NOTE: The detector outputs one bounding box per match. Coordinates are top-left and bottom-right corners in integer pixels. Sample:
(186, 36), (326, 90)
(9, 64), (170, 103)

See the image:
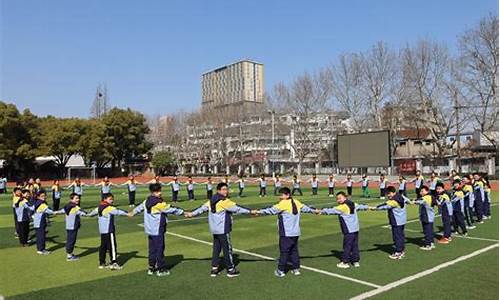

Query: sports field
(0, 184), (498, 300)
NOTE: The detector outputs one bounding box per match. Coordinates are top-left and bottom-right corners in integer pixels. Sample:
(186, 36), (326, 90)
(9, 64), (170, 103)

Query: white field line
(350, 243), (499, 300)
(399, 228), (499, 242)
(165, 230), (381, 288)
(381, 203), (498, 228)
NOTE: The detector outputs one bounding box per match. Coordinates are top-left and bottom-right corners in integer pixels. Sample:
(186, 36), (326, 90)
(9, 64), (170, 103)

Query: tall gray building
(201, 60), (264, 110)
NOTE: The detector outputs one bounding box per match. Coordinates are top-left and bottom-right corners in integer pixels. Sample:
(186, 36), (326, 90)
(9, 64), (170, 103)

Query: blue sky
(1, 0), (497, 117)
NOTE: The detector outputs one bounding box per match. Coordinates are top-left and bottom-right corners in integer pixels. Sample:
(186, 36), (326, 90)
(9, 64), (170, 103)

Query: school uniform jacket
(473, 181), (485, 203)
(415, 195), (435, 223)
(132, 196), (184, 236)
(32, 199), (55, 228)
(462, 184), (474, 208)
(258, 199), (314, 237)
(437, 193), (453, 217)
(191, 194), (250, 235)
(14, 197), (32, 222)
(320, 200), (369, 234)
(56, 203), (88, 230)
(451, 189), (465, 213)
(375, 193), (408, 226)
(88, 203), (128, 234)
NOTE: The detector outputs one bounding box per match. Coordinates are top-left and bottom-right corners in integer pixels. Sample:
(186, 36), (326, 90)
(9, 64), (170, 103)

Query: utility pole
(268, 110), (276, 177)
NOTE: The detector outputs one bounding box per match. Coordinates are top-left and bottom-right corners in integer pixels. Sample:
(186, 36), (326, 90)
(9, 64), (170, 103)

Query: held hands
(184, 212), (193, 218)
(127, 212), (134, 218)
(250, 210), (260, 216)
(314, 208), (322, 215)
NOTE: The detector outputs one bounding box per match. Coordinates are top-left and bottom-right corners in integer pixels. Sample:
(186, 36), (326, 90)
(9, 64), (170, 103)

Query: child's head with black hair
(453, 179), (461, 190)
(347, 174), (351, 179)
(13, 187), (22, 196)
(149, 183), (162, 197)
(420, 185), (429, 196)
(103, 193), (114, 204)
(36, 189), (47, 201)
(21, 189), (30, 198)
(69, 193), (80, 204)
(386, 186), (397, 198)
(279, 187), (292, 200)
(436, 182), (445, 194)
(216, 182), (229, 197)
(336, 191), (348, 204)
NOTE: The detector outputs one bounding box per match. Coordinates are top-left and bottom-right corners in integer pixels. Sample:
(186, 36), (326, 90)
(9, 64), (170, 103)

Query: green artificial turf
(0, 184), (497, 299)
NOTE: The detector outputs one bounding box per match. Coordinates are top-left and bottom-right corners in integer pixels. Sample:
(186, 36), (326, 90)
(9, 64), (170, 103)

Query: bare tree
(329, 53), (370, 131)
(90, 84), (110, 119)
(400, 39), (456, 162)
(458, 13), (499, 150)
(275, 70), (332, 174)
(360, 41), (397, 128)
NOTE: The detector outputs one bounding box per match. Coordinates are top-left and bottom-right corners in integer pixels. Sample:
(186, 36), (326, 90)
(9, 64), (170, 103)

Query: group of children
(8, 170), (494, 278)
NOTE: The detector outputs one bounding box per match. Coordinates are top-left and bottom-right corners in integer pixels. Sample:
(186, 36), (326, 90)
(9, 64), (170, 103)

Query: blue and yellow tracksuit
(415, 195), (436, 246)
(125, 180), (137, 205)
(12, 195), (20, 237)
(191, 193), (250, 270)
(258, 199), (315, 271)
(462, 184), (475, 226)
(437, 192), (453, 239)
(483, 181), (491, 217)
(132, 196), (184, 271)
(451, 189), (467, 234)
(14, 196), (32, 245)
(89, 203), (128, 265)
(55, 203), (88, 255)
(33, 199), (56, 251)
(375, 193), (408, 253)
(473, 181), (485, 221)
(320, 200), (369, 263)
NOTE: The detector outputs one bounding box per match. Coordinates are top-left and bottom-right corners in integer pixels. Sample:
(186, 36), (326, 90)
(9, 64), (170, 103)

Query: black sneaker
(147, 267), (155, 276)
(210, 267), (219, 277)
(226, 269), (240, 278)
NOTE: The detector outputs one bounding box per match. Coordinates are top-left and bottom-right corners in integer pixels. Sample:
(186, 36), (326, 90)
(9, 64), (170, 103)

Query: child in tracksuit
(32, 189), (60, 255)
(462, 176), (476, 229)
(55, 193), (88, 261)
(483, 177), (492, 219)
(88, 193), (129, 270)
(327, 175), (336, 197)
(413, 186), (436, 250)
(359, 174), (369, 198)
(187, 182), (251, 278)
(186, 176), (195, 201)
(436, 183), (453, 244)
(411, 170), (425, 198)
(258, 175), (267, 197)
(168, 176), (181, 203)
(379, 174), (388, 200)
(205, 177), (214, 200)
(131, 183), (184, 276)
(292, 175), (303, 196)
(310, 175), (319, 196)
(373, 186), (408, 260)
(344, 174), (353, 197)
(238, 176), (245, 197)
(274, 175), (283, 196)
(14, 189), (33, 246)
(319, 191), (369, 268)
(12, 187), (22, 238)
(254, 187), (316, 277)
(451, 180), (467, 236)
(472, 173), (485, 223)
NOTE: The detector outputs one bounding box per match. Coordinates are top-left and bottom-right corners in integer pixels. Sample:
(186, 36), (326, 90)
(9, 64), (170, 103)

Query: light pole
(268, 110), (276, 177)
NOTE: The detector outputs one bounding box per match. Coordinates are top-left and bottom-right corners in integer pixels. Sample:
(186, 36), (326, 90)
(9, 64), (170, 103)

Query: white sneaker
(466, 225), (476, 230)
(336, 262), (350, 269)
(109, 263), (123, 270)
(353, 262), (360, 268)
(430, 243), (436, 249)
(37, 250), (50, 255)
(291, 269), (301, 275)
(419, 245), (433, 251)
(274, 269), (286, 277)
